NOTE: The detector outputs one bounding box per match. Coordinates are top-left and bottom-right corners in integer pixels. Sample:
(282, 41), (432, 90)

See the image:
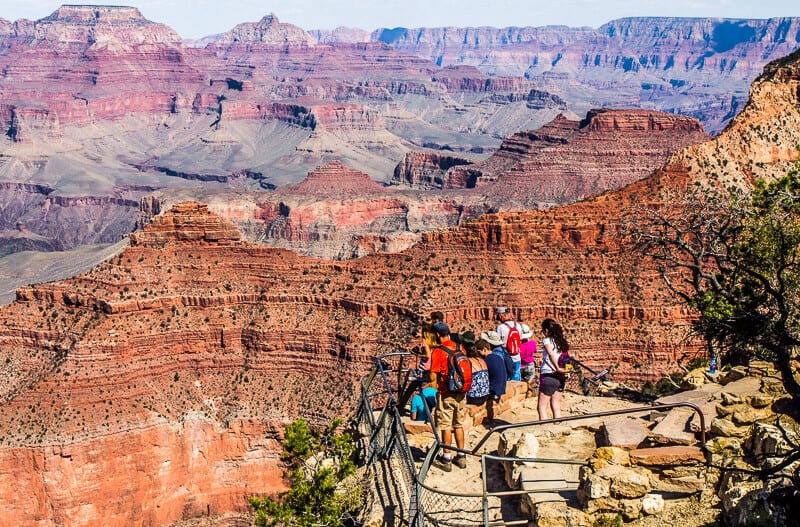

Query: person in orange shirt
(428, 321), (467, 471)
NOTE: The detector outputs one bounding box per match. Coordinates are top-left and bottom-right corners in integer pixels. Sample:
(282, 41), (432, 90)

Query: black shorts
(539, 373), (565, 396)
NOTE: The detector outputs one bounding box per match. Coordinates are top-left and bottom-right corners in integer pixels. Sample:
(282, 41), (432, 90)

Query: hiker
(538, 318), (570, 420)
(480, 330), (512, 399)
(463, 331), (490, 406)
(429, 321), (468, 471)
(480, 330), (512, 423)
(496, 307), (522, 381)
(519, 323), (537, 397)
(409, 380), (437, 422)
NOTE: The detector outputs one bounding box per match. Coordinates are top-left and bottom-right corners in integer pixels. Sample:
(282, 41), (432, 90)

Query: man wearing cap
(480, 330), (512, 400)
(428, 321), (467, 471)
(496, 307), (522, 381)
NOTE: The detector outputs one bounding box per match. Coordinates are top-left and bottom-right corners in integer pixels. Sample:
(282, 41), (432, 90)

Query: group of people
(409, 308), (572, 472)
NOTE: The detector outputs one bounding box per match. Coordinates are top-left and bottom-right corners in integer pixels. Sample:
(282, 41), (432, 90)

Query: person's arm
(543, 339), (564, 373)
(428, 346), (440, 384)
(410, 395), (420, 420)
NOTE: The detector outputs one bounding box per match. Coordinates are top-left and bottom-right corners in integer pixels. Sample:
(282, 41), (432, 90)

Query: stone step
(519, 465), (574, 494)
(629, 445), (706, 466)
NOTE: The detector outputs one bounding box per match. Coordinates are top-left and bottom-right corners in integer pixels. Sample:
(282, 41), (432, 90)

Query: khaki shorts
(435, 392), (466, 430)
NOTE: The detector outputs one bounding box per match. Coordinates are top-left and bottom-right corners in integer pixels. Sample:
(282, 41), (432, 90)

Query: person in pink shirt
(519, 323), (538, 397)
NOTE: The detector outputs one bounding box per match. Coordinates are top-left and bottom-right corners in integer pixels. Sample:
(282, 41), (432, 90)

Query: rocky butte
(394, 108), (710, 206)
(0, 6), (568, 261)
(0, 45), (799, 524)
(133, 109), (706, 262)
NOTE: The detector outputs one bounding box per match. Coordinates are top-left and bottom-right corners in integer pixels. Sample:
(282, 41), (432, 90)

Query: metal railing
(355, 352), (707, 527)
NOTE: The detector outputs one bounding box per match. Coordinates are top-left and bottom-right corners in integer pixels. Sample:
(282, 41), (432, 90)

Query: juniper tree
(622, 159), (800, 400)
(249, 418), (362, 527)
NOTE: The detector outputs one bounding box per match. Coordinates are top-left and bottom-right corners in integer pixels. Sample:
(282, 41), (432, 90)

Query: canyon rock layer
(133, 109), (705, 263)
(370, 17), (800, 133)
(1, 47), (800, 526)
(1, 6), (798, 265)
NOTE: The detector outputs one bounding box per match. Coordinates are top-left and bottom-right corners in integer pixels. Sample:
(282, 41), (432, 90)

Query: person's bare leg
(442, 429), (453, 455)
(551, 390), (563, 419)
(537, 391), (550, 420)
(455, 427), (464, 450)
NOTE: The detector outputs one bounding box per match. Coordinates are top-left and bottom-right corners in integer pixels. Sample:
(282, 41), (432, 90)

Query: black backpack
(438, 344), (472, 393)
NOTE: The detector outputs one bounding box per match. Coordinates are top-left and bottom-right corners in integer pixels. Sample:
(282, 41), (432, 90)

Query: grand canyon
(0, 4), (799, 527)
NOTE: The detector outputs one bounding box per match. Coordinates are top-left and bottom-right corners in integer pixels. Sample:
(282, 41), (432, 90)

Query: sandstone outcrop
(213, 14), (316, 47)
(0, 202), (410, 526)
(139, 162), (495, 260)
(392, 151), (475, 187)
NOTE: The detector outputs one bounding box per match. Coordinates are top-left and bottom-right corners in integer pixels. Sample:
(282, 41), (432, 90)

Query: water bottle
(709, 356), (717, 374)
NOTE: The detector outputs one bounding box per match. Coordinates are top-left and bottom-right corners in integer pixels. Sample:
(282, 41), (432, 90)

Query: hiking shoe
(453, 454), (467, 469)
(433, 456), (452, 472)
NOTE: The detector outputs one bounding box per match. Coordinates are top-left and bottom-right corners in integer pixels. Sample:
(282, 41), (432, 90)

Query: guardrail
(354, 352), (707, 527)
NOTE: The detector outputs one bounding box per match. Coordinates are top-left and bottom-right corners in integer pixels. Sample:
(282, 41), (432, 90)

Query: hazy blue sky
(2, 0), (797, 39)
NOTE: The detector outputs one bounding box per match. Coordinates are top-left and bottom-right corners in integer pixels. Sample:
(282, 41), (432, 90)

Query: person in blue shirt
(479, 330), (511, 399)
(410, 381), (438, 422)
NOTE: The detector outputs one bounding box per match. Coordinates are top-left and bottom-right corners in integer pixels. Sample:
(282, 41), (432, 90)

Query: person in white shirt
(538, 318), (570, 420)
(495, 307), (521, 381)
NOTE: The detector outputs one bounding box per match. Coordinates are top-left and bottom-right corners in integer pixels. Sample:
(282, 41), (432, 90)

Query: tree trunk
(776, 346), (800, 399)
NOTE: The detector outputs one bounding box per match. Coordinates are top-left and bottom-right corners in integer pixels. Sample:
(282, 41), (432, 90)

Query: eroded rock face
(139, 162), (495, 259)
(396, 109), (709, 208)
(0, 8), (565, 260)
(372, 17), (800, 133)
(1, 201), (416, 525)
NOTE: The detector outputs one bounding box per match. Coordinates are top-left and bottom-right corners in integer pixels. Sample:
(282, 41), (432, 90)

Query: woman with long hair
(462, 331), (490, 406)
(538, 318), (570, 420)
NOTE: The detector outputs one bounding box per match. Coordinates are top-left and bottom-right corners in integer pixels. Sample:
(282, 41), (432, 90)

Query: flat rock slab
(519, 465), (571, 493)
(655, 388), (716, 406)
(719, 376), (762, 396)
(654, 389), (718, 434)
(650, 408), (695, 445)
(601, 417), (650, 449)
(629, 446), (705, 467)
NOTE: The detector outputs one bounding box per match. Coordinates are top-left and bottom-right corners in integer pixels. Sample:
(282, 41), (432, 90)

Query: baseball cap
(432, 321), (450, 336)
(460, 331), (477, 345)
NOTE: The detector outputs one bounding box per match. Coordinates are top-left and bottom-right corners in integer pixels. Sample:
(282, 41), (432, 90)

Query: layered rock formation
(2, 8), (796, 265)
(0, 7), (567, 260)
(137, 161), (494, 260)
(394, 109), (710, 207)
(0, 202), (405, 526)
(372, 17), (800, 133)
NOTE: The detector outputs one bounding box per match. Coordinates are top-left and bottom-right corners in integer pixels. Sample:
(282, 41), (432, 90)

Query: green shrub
(249, 418), (362, 527)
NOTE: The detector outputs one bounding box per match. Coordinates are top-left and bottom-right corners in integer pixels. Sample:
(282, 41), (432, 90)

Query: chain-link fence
(357, 353), (423, 526)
